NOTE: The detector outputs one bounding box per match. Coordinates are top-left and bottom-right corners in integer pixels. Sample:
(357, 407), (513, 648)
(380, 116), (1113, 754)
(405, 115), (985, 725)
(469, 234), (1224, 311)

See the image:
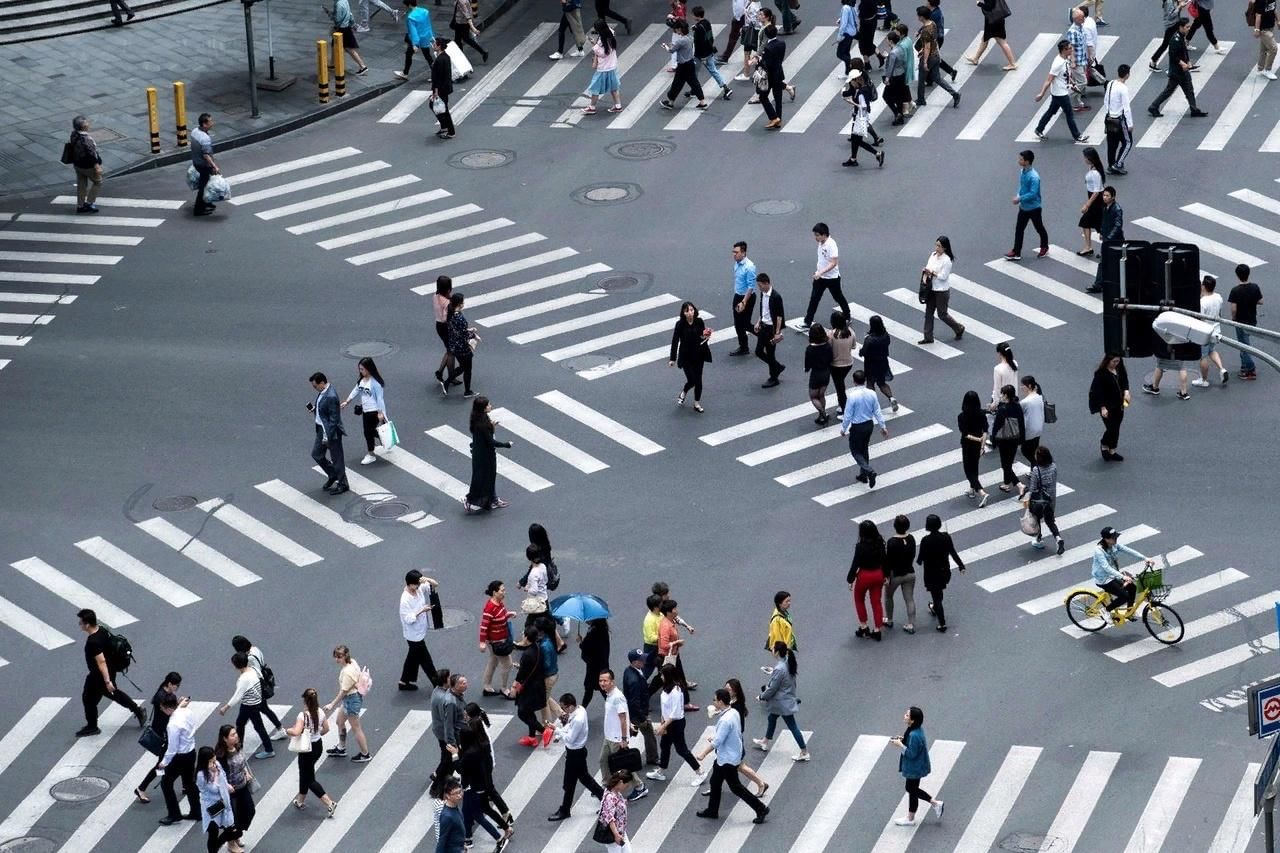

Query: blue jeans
(764, 713), (807, 749)
(1035, 93), (1082, 139)
(1236, 327), (1255, 372)
(698, 55), (728, 89)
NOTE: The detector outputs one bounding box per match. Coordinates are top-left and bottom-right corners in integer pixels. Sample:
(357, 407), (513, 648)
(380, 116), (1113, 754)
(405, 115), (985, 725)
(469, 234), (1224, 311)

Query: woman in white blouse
(196, 745), (244, 853)
(919, 236), (966, 344)
(989, 342), (1018, 411)
(339, 357), (387, 466)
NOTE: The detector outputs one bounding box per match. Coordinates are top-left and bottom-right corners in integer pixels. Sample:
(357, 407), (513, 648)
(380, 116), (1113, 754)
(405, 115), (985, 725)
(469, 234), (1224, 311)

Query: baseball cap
(1100, 527), (1119, 539)
(627, 648), (646, 663)
(405, 569), (424, 586)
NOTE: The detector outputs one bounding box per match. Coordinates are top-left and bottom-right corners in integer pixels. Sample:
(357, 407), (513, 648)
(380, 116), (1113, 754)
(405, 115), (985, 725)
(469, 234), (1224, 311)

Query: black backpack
(861, 82), (878, 103)
(251, 651), (277, 700)
(102, 626), (135, 674)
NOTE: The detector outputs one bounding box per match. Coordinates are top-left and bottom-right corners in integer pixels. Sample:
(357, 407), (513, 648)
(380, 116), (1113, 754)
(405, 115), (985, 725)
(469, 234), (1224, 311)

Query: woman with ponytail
(751, 641), (810, 761)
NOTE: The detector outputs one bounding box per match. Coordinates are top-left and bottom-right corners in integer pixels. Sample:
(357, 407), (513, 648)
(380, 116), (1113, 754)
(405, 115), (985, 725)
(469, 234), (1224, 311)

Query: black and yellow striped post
(145, 87), (161, 154)
(173, 81), (188, 147)
(317, 40), (330, 103)
(332, 32), (346, 97)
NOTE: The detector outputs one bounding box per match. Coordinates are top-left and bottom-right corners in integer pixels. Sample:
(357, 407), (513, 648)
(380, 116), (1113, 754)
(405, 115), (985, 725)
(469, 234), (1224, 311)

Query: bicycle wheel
(1143, 603), (1184, 644)
(1066, 591), (1108, 633)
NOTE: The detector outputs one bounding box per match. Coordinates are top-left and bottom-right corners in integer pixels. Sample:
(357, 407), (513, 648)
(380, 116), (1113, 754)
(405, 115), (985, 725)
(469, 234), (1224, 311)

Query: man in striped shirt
(1067, 9), (1090, 110)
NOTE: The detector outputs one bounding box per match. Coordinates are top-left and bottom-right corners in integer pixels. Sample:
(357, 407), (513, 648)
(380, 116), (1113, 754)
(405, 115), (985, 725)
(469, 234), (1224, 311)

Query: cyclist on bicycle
(1092, 526), (1154, 616)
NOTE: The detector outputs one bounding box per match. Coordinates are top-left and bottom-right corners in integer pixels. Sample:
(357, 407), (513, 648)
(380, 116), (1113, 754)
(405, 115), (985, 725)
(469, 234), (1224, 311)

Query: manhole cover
(1000, 833), (1060, 851)
(606, 139), (675, 161)
(571, 183), (642, 206)
(595, 276), (639, 292)
(364, 500), (410, 519)
(748, 199), (801, 216)
(341, 340), (397, 359)
(0, 838), (57, 853)
(50, 776), (110, 802)
(447, 149), (515, 169)
(152, 496), (197, 512)
(561, 353), (614, 371)
(437, 607), (473, 629)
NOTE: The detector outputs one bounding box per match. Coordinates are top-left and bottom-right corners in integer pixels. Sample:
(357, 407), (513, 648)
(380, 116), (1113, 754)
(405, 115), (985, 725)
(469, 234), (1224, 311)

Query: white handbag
(375, 419), (399, 449)
(287, 732), (309, 754)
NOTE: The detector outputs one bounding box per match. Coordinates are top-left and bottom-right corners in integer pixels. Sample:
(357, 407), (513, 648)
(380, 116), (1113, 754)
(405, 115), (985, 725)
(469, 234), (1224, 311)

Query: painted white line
(0, 250), (120, 265)
(1044, 244), (1103, 275)
(1015, 36), (1118, 142)
(953, 745), (1041, 853)
(0, 230), (141, 246)
(510, 294), (680, 344)
(0, 335), (32, 346)
(1122, 756), (1201, 853)
(231, 147), (361, 184)
(783, 61), (848, 135)
(0, 359), (8, 371)
(542, 315), (700, 362)
(262, 175), (423, 222)
(721, 28), (834, 132)
(383, 233), (546, 281)
(348, 217), (512, 265)
(476, 292), (607, 326)
(1107, 590), (1280, 663)
(553, 25), (667, 125)
(319, 203), (482, 250)
(304, 710), (433, 852)
(254, 479), (382, 547)
(632, 729), (719, 852)
(10, 557), (135, 627)
(700, 394), (841, 445)
(494, 51), (586, 127)
(861, 465), (1028, 527)
(1200, 72), (1270, 150)
(0, 698), (69, 775)
(465, 263), (611, 308)
(899, 32), (984, 137)
(136, 516), (261, 586)
(1183, 202), (1280, 246)
(0, 292), (77, 304)
(0, 594), (77, 648)
(1157, 631), (1280, 688)
(417, 247), (581, 292)
(51, 196), (185, 209)
(978, 522), (1153, 593)
(4, 213), (163, 227)
(578, 327), (740, 380)
(381, 446), (470, 501)
(869, 739), (964, 853)
(541, 771), (605, 850)
(1082, 39), (1161, 140)
(1209, 763), (1263, 853)
(707, 731), (815, 853)
(1229, 188), (1280, 217)
(1043, 751), (1121, 853)
(451, 23), (560, 124)
(1019, 545), (1203, 614)
(0, 271), (98, 285)
(0, 312), (53, 325)
(985, 259), (1104, 313)
(884, 288), (1012, 344)
(483, 719), (559, 822)
(788, 735), (888, 853)
(741, 407), (918, 467)
(379, 89), (432, 124)
(1137, 41), (1233, 148)
(74, 536), (202, 607)
(228, 162), (391, 206)
(538, 389), (664, 454)
(326, 468), (443, 529)
(0, 704), (132, 840)
(1131, 216), (1266, 267)
(913, 481), (1073, 538)
(664, 27), (728, 130)
(956, 33), (1058, 140)
(427, 424), (554, 491)
(814, 448), (964, 507)
(842, 299), (963, 357)
(196, 498), (323, 566)
(284, 187), (448, 233)
(489, 407), (609, 473)
(958, 504), (1114, 566)
(772, 425), (937, 489)
(1263, 116), (1280, 153)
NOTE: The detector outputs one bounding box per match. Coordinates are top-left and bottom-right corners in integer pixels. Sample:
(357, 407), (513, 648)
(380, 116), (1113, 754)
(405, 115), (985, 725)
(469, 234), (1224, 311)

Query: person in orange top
(658, 601), (698, 711)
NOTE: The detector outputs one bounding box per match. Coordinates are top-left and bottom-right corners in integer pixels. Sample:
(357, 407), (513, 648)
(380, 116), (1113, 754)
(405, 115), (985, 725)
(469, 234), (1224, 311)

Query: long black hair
(196, 745), (218, 782)
(468, 396), (492, 434)
(771, 640), (798, 676)
(902, 706), (924, 741)
(447, 291), (465, 321)
(529, 523), (552, 561)
(594, 18), (617, 53)
(725, 678), (749, 724)
(996, 341), (1017, 371)
(357, 356), (386, 389)
(936, 235), (954, 261)
(830, 310), (853, 340)
(961, 389), (982, 414)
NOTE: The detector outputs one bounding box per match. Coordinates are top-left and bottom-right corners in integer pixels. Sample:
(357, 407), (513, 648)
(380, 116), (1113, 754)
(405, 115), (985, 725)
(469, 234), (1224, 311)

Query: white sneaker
(752, 738), (770, 752)
(360, 453), (377, 465)
(393, 70), (408, 80)
(933, 799), (944, 818)
(549, 51), (563, 60)
(645, 769), (667, 781)
(569, 47), (584, 57)
(690, 771), (708, 787)
(270, 728), (287, 741)
(792, 752), (811, 762)
(894, 816), (918, 826)
(1221, 369), (1230, 384)
(1190, 378), (1210, 387)
(1263, 69), (1278, 80)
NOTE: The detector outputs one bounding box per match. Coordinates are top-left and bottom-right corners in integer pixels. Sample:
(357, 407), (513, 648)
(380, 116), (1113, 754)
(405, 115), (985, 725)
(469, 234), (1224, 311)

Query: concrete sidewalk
(0, 0), (518, 199)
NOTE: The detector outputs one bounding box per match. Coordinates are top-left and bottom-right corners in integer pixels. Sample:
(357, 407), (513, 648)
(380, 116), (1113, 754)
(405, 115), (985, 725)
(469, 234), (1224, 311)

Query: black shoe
(952, 92), (961, 108)
(867, 471), (877, 489)
(1057, 539), (1066, 555)
(624, 17), (632, 34)
(1147, 107), (1162, 117)
(194, 208), (214, 216)
(1110, 166), (1127, 175)
(842, 158), (859, 167)
(399, 682), (419, 691)
(1189, 108), (1209, 117)
(753, 807), (770, 824)
(728, 348), (750, 356)
(75, 725), (101, 737)
(481, 51), (489, 63)
(322, 477), (337, 491)
(158, 816), (182, 826)
(547, 810), (570, 821)
(695, 810), (720, 819)
(1085, 285), (1103, 294)
(126, 10), (135, 19)
(855, 473), (868, 483)
(855, 627), (868, 638)
(327, 483), (350, 495)
(762, 377), (780, 388)
(1110, 452), (1124, 461)
(136, 707), (147, 727)
(875, 149), (885, 168)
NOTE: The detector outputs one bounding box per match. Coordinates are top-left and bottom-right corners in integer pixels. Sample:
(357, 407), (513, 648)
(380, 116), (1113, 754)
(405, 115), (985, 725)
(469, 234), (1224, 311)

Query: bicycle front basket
(1148, 585), (1172, 603)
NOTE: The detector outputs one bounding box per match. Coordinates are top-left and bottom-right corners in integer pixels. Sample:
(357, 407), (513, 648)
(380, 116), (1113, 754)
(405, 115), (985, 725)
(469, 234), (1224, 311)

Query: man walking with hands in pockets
(841, 369), (889, 488)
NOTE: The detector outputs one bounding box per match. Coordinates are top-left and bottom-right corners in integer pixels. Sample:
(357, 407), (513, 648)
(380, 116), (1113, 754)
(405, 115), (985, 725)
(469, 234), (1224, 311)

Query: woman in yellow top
(322, 645), (371, 763)
(766, 591), (796, 652)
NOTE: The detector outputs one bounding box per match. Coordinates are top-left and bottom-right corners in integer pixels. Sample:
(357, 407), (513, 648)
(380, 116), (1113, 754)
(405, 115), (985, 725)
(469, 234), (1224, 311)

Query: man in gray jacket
(430, 672), (467, 792)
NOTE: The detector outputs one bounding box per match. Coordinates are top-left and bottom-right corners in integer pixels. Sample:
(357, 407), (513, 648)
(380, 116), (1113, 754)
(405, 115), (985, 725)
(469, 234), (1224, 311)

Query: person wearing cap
(399, 570), (440, 691)
(623, 650), (660, 770)
(841, 66), (885, 168)
(1090, 527), (1154, 617)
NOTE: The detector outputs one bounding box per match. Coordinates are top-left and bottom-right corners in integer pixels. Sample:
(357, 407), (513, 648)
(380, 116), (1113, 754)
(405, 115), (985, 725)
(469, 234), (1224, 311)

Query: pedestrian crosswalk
(0, 698), (1261, 852)
(0, 201), (171, 372)
(376, 25), (1280, 151)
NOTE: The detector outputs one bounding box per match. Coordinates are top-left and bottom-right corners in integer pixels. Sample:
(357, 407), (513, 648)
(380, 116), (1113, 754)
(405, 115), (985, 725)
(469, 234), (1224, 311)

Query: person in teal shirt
(1006, 149), (1049, 260)
(891, 706), (942, 826)
(396, 0), (435, 78)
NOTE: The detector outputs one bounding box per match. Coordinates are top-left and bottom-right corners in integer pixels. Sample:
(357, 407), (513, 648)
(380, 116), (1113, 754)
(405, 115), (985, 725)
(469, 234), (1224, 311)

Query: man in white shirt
(746, 272), (786, 387)
(398, 569), (440, 691)
(597, 670), (648, 801)
(1033, 39), (1088, 142)
(156, 694), (199, 824)
(548, 693), (605, 821)
(801, 222), (851, 329)
(1194, 275), (1229, 386)
(1102, 64), (1134, 174)
(217, 652), (275, 759)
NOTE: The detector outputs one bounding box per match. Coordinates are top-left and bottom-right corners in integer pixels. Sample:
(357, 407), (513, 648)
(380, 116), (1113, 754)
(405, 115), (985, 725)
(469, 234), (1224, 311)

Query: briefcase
(607, 747), (643, 774)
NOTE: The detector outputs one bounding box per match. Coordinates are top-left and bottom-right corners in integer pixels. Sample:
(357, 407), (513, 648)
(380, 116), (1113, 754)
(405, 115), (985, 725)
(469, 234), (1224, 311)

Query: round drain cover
(448, 149), (515, 169)
(596, 275), (640, 292)
(152, 496), (196, 512)
(561, 353), (614, 372)
(364, 500), (410, 519)
(1000, 833), (1060, 852)
(0, 838), (57, 853)
(606, 139), (675, 160)
(747, 199), (801, 216)
(572, 183), (642, 206)
(437, 607), (473, 629)
(50, 776), (111, 803)
(342, 341), (397, 359)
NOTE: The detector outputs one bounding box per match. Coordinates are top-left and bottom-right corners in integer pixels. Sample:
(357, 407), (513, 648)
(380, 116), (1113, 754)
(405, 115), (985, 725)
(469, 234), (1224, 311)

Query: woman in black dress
(966, 0), (1017, 69)
(990, 384), (1025, 491)
(1077, 148), (1106, 256)
(578, 618), (610, 708)
(465, 396), (512, 513)
(669, 301), (711, 412)
(859, 314), (899, 411)
(512, 627), (547, 746)
(1088, 352), (1130, 462)
(804, 323), (834, 425)
(916, 514), (965, 631)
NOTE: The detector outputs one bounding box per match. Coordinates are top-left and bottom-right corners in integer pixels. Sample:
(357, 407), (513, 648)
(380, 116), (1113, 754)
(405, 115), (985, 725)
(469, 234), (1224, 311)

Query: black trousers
(732, 293), (752, 349)
(928, 586), (946, 626)
(707, 761), (767, 817)
(401, 639), (438, 686)
(849, 132), (879, 161)
(1151, 23), (1180, 62)
(1100, 408), (1123, 448)
(1035, 500), (1061, 539)
(206, 824), (242, 853)
(1100, 577), (1135, 611)
(803, 276), (850, 326)
(754, 325), (783, 378)
(235, 702), (273, 752)
(435, 738), (456, 785)
(936, 35), (956, 77)
(403, 39), (432, 74)
(960, 440), (982, 491)
(837, 34), (855, 71)
(82, 669), (141, 727)
(445, 348), (471, 391)
(658, 717), (701, 772)
(108, 0), (132, 22)
(231, 784), (256, 831)
(831, 364), (852, 412)
(452, 23), (485, 57)
(161, 749), (198, 819)
(668, 60), (705, 101)
(434, 92), (456, 135)
(996, 439), (1018, 486)
(1187, 8), (1216, 46)
(517, 705), (543, 737)
(1105, 122), (1132, 168)
(311, 424), (347, 487)
(681, 361), (705, 400)
(760, 81), (784, 121)
(595, 0), (629, 26)
(1020, 436), (1040, 466)
(847, 420), (875, 477)
(298, 739), (326, 797)
(360, 411), (380, 453)
(1012, 208), (1049, 255)
(858, 16), (878, 56)
(1150, 73), (1196, 112)
(905, 777), (934, 812)
(193, 164), (214, 213)
(719, 16), (742, 59)
(560, 746), (604, 811)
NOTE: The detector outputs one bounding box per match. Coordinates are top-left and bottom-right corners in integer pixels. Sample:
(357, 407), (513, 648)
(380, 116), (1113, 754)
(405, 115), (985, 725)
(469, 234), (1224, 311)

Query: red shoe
(1036, 247), (1049, 258)
(541, 727), (555, 748)
(518, 736), (538, 747)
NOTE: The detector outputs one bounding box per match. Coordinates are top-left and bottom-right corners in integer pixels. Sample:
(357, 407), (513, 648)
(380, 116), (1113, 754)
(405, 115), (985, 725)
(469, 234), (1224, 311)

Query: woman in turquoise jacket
(891, 706), (942, 826)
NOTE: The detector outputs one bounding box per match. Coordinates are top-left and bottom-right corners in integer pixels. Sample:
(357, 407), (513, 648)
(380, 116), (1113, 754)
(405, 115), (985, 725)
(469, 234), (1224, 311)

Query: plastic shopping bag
(186, 165), (200, 190)
(446, 40), (473, 80)
(203, 174), (232, 204)
(1020, 508), (1041, 537)
(376, 419), (400, 450)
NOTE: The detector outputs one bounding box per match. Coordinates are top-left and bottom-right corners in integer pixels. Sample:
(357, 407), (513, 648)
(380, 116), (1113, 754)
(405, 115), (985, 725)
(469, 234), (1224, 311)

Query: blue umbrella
(550, 593), (612, 622)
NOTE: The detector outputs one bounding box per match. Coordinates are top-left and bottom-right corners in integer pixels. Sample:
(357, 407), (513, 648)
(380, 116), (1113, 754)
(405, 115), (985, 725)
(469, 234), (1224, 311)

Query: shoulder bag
(1043, 399), (1057, 423)
(1027, 466), (1050, 518)
(592, 803), (617, 844)
(1103, 83), (1122, 135)
(138, 724), (166, 756)
(993, 412), (1022, 442)
(60, 141), (77, 165)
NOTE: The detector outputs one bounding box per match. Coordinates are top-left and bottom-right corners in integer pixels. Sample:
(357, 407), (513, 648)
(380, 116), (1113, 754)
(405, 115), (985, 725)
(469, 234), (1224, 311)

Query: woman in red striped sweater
(479, 581), (515, 698)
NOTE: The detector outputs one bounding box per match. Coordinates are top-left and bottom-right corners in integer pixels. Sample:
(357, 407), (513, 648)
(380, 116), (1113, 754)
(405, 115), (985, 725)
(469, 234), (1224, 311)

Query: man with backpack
(77, 608), (145, 737)
(65, 116), (103, 214)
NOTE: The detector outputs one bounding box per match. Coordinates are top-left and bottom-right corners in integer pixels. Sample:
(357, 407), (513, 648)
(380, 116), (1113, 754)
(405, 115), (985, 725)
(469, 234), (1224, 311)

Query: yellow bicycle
(1064, 559), (1184, 644)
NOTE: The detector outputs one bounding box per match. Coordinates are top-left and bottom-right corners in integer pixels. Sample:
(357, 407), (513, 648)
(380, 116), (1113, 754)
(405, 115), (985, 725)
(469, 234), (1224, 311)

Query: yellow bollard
(317, 40), (330, 103)
(332, 31), (346, 97)
(145, 87), (161, 154)
(173, 81), (188, 148)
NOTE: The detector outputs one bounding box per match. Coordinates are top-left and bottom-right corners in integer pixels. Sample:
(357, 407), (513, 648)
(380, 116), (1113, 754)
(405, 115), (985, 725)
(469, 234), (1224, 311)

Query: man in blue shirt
(694, 688), (769, 823)
(1005, 149), (1049, 261)
(730, 241), (757, 355)
(435, 779), (466, 853)
(840, 370), (889, 488)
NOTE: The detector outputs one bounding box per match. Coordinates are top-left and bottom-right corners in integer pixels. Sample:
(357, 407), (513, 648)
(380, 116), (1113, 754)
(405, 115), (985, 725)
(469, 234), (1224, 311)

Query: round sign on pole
(1265, 696), (1280, 727)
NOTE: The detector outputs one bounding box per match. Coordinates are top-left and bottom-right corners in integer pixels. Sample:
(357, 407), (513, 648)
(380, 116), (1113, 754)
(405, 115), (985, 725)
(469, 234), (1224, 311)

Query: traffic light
(1100, 242), (1200, 359)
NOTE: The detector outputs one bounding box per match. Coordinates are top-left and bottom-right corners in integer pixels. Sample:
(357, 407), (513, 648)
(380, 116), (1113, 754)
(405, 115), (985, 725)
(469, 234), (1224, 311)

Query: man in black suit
(309, 372), (349, 495)
(745, 272), (786, 387)
(757, 25), (788, 128)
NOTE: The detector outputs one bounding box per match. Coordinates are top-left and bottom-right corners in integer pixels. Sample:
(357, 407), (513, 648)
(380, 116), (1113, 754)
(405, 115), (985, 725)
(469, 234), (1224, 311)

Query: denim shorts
(342, 693), (363, 715)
